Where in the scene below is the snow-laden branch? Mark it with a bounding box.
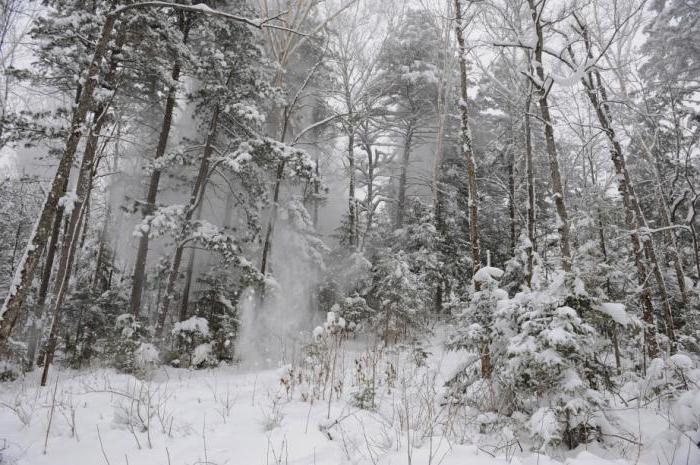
[110,2,307,35]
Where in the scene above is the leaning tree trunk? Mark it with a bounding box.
[0,14,117,349]
[579,67,661,357]
[25,178,68,369]
[40,198,89,386]
[527,0,573,273]
[38,24,127,384]
[646,144,689,307]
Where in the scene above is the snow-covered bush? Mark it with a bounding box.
[171,316,213,368]
[372,251,430,344]
[448,272,615,450]
[500,285,611,449]
[107,314,153,375]
[194,269,245,363]
[448,266,508,381]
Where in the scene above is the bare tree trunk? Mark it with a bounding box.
[453,0,480,278]
[524,87,536,288]
[155,104,219,338]
[395,127,413,230]
[527,0,572,273]
[129,16,191,318]
[508,146,516,255]
[0,14,117,348]
[312,155,320,228]
[454,0,487,378]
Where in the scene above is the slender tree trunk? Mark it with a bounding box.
[527,0,572,273]
[155,104,219,338]
[260,160,285,277]
[347,126,356,247]
[178,244,197,322]
[312,155,320,228]
[453,0,480,278]
[395,128,413,230]
[0,14,117,348]
[454,0,487,378]
[92,201,111,292]
[130,17,191,318]
[360,131,376,249]
[524,87,535,288]
[508,146,516,255]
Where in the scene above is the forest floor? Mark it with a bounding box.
[0,332,695,465]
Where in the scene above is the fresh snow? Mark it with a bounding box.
[598,303,632,326]
[1,335,696,465]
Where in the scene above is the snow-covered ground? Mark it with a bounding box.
[0,335,696,465]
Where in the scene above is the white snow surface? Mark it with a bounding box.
[598,302,632,325]
[0,335,696,465]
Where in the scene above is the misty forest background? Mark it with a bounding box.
[1,0,700,453]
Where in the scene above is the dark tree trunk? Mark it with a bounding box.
[155,104,219,337]
[395,128,413,230]
[130,16,191,318]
